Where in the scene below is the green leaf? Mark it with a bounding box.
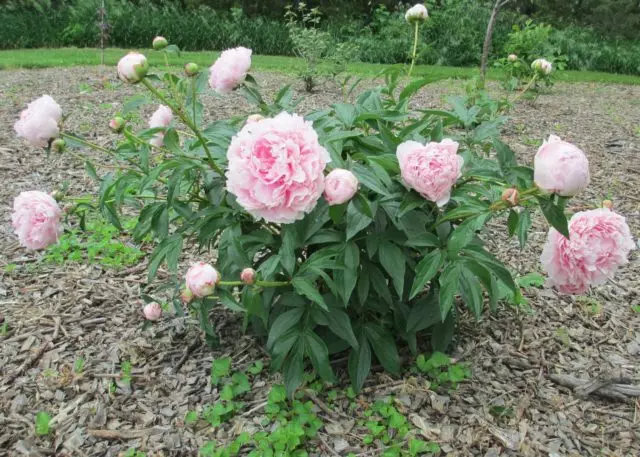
[507,209,519,237]
[462,245,517,293]
[148,234,183,282]
[210,357,231,385]
[35,411,51,436]
[447,213,490,255]
[537,196,569,238]
[335,241,360,304]
[346,201,373,240]
[431,311,455,352]
[348,334,371,393]
[378,242,406,298]
[351,163,388,195]
[438,262,461,321]
[291,277,327,310]
[280,225,297,275]
[243,287,267,328]
[410,249,444,299]
[267,308,305,350]
[85,161,99,182]
[399,77,431,102]
[283,343,304,399]
[217,289,245,313]
[516,209,532,249]
[365,324,400,373]
[323,309,359,349]
[406,291,441,333]
[459,270,484,318]
[305,330,335,383]
[334,103,357,127]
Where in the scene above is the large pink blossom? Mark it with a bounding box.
[534,135,589,196]
[396,139,463,206]
[226,112,330,223]
[209,47,252,94]
[14,95,62,148]
[148,105,173,148]
[541,208,635,294]
[12,191,63,250]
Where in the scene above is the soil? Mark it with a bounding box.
[0,67,639,457]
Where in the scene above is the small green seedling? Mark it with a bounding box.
[210,357,231,386]
[121,360,132,385]
[247,360,264,375]
[73,357,85,374]
[35,411,52,436]
[184,410,198,425]
[416,352,471,389]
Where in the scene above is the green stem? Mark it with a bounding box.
[218,280,290,287]
[140,78,223,176]
[61,132,143,173]
[408,22,420,77]
[511,73,538,104]
[191,77,197,124]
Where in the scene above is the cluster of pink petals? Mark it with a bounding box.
[241,267,256,285]
[541,208,635,295]
[12,191,63,250]
[148,105,173,147]
[396,139,463,206]
[209,47,252,94]
[324,169,359,205]
[534,135,590,197]
[143,302,163,321]
[117,52,148,83]
[186,262,220,297]
[226,112,330,224]
[14,95,62,148]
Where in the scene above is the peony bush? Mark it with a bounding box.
[12,37,634,395]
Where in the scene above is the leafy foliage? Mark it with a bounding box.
[34,411,51,436]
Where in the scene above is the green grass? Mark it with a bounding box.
[2,48,640,85]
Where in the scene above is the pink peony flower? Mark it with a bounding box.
[532,58,552,75]
[14,95,62,148]
[12,191,63,250]
[209,47,252,94]
[117,52,148,84]
[143,302,163,321]
[186,262,220,297]
[405,4,428,23]
[534,135,589,197]
[241,268,256,285]
[541,209,635,295]
[226,111,330,223]
[501,188,519,206]
[148,105,173,148]
[508,54,517,62]
[396,139,463,207]
[324,169,359,206]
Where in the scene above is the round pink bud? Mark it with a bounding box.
[226,111,330,224]
[51,138,66,153]
[246,114,265,124]
[507,54,517,62]
[602,200,613,209]
[184,62,199,77]
[12,191,63,250]
[405,4,428,23]
[241,268,256,285]
[185,262,220,298]
[534,135,589,197]
[14,95,62,148]
[209,47,252,94]
[180,286,194,305]
[501,188,519,206]
[152,36,168,50]
[109,116,126,133]
[532,58,552,75]
[143,302,163,321]
[541,209,635,295]
[324,169,359,206]
[117,52,149,84]
[396,139,463,207]
[148,105,173,148]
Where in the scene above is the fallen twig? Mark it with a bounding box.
[173,335,202,374]
[87,426,168,440]
[549,374,640,402]
[4,342,53,385]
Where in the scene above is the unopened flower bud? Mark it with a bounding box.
[109,116,126,133]
[241,268,256,285]
[246,114,264,124]
[51,138,66,153]
[184,62,199,77]
[143,302,163,321]
[508,54,517,62]
[186,262,220,297]
[152,36,168,50]
[180,286,194,304]
[531,58,552,75]
[49,190,64,202]
[405,4,428,23]
[501,188,519,206]
[602,199,613,209]
[117,52,148,84]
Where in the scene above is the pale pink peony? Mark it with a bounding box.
[541,209,635,295]
[405,4,428,23]
[143,302,163,321]
[241,267,256,285]
[508,54,517,62]
[226,111,330,223]
[117,52,148,84]
[148,105,173,148]
[532,58,552,75]
[14,95,62,148]
[186,262,220,297]
[324,169,359,205]
[12,191,63,250]
[209,47,252,94]
[534,135,589,197]
[396,139,463,207]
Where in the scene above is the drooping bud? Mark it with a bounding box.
[180,286,194,304]
[152,36,168,50]
[241,268,256,285]
[143,302,163,321]
[507,54,517,62]
[109,116,126,133]
[117,52,149,84]
[602,199,613,209]
[405,4,428,23]
[501,188,519,207]
[51,138,66,153]
[184,62,199,77]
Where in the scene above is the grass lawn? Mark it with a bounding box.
[1,47,640,85]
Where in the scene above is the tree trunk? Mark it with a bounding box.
[480,0,509,86]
